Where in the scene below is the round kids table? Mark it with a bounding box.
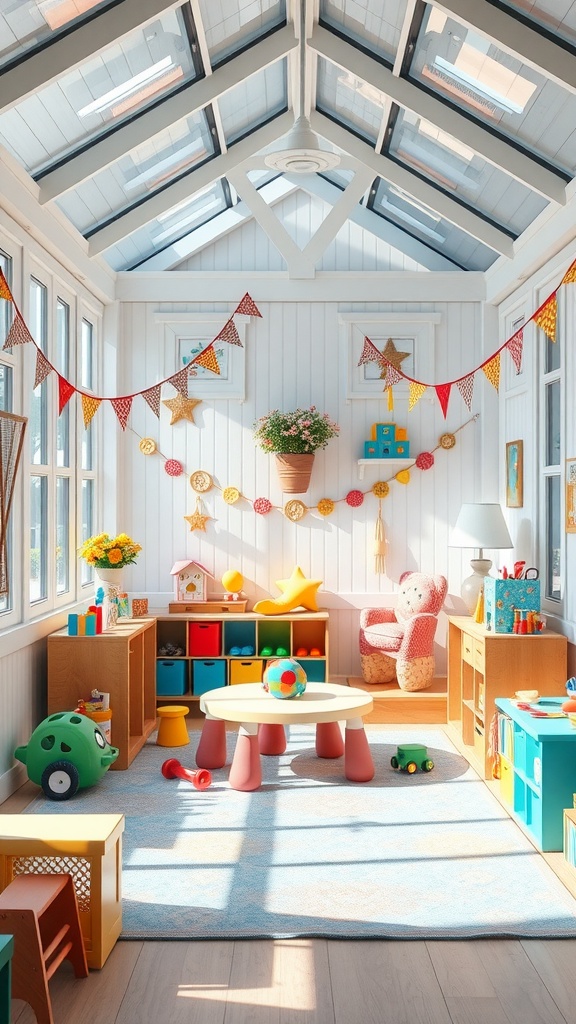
[196,682,375,791]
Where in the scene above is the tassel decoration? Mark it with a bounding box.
[374,503,386,575]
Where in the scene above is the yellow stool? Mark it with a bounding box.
[156,705,190,747]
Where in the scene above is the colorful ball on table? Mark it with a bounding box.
[262,658,307,699]
[222,569,243,594]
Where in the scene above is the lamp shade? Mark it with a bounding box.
[449,503,513,553]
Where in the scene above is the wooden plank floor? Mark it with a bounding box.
[5,722,576,1024]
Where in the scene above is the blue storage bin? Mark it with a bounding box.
[156,659,187,696]
[193,659,227,696]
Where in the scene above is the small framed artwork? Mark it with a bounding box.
[506,440,523,508]
[566,458,576,533]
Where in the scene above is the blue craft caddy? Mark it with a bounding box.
[484,577,540,633]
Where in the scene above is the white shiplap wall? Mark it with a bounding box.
[117,196,493,676]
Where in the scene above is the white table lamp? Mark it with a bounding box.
[450,503,513,615]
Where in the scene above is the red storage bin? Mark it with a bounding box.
[188,621,222,657]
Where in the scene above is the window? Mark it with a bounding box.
[79,317,96,588]
[541,310,562,602]
[0,250,14,615]
[29,277,48,603]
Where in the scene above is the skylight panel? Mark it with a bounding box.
[387,107,548,235]
[491,0,576,48]
[408,4,576,175]
[196,0,286,68]
[0,6,200,174]
[319,0,405,65]
[218,62,287,146]
[55,111,215,233]
[0,0,112,68]
[370,177,500,270]
[316,57,383,145]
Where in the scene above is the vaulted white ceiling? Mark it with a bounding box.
[0,0,575,279]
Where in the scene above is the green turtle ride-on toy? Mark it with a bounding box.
[391,743,434,774]
[14,711,119,800]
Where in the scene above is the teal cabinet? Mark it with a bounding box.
[495,697,576,851]
[0,934,13,1023]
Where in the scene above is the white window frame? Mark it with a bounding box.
[339,312,441,400]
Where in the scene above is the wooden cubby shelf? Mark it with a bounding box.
[152,609,329,702]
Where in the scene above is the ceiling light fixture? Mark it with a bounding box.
[265,1,339,174]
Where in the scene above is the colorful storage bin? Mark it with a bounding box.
[188,621,222,657]
[484,577,540,633]
[229,659,263,685]
[156,660,187,696]
[192,659,227,696]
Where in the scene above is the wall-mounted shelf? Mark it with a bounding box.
[357,459,413,480]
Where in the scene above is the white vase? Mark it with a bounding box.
[94,567,123,631]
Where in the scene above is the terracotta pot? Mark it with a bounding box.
[275,453,315,494]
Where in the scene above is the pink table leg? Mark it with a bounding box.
[195,715,227,769]
[316,721,344,758]
[344,719,374,782]
[229,724,262,791]
[259,723,286,755]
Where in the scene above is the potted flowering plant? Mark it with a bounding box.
[253,406,339,493]
[78,532,142,569]
[79,533,142,630]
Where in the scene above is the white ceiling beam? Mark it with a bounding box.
[188,0,213,76]
[310,27,566,204]
[87,112,294,255]
[38,27,297,201]
[227,168,314,277]
[286,172,459,271]
[311,111,514,256]
[115,269,486,303]
[435,0,576,93]
[0,0,182,113]
[299,167,373,265]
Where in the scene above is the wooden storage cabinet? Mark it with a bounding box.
[447,615,567,779]
[47,618,157,771]
[154,611,329,701]
[496,697,576,851]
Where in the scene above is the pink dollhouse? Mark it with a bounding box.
[170,561,215,603]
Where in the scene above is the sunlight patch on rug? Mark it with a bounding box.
[24,726,576,939]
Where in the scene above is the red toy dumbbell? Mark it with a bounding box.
[161,758,212,790]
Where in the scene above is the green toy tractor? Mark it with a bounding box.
[391,743,434,774]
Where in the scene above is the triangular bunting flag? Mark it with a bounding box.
[216,318,242,346]
[358,336,383,366]
[3,313,32,349]
[111,397,132,430]
[456,374,475,411]
[506,328,524,374]
[193,344,220,375]
[408,381,427,410]
[58,376,75,415]
[0,269,13,302]
[385,365,403,387]
[34,350,52,389]
[234,292,262,317]
[169,368,190,395]
[142,385,162,417]
[482,354,501,392]
[532,293,557,342]
[81,394,101,428]
[561,260,576,285]
[435,383,452,418]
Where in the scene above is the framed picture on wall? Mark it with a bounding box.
[566,457,576,533]
[506,440,523,508]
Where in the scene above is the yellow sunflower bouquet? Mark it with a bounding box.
[78,532,142,568]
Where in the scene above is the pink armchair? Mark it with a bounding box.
[359,571,448,691]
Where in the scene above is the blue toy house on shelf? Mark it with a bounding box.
[363,423,410,459]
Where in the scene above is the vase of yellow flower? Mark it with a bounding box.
[79,533,142,630]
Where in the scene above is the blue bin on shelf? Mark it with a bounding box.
[156,660,187,696]
[193,659,227,696]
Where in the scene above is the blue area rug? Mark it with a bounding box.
[25,726,576,939]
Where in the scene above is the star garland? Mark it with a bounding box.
[131,415,478,530]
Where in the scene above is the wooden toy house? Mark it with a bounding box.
[170,561,215,604]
